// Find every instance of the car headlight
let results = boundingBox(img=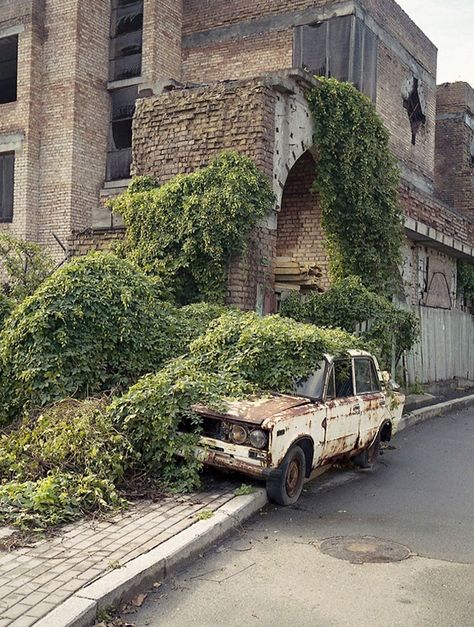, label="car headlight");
[230,424,248,445]
[249,429,268,450]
